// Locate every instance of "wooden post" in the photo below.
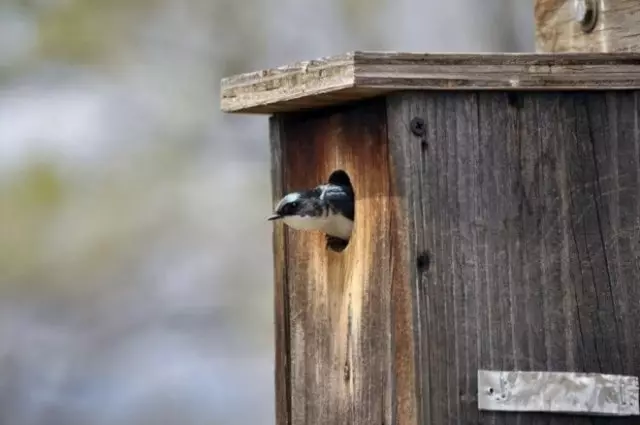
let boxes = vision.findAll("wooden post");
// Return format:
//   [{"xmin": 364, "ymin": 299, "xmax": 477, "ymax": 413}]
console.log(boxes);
[
  {"xmin": 535, "ymin": 0, "xmax": 640, "ymax": 52},
  {"xmin": 221, "ymin": 52, "xmax": 640, "ymax": 425}
]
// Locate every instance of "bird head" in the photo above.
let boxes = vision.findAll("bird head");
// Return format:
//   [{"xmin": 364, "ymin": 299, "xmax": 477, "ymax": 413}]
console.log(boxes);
[
  {"xmin": 268, "ymin": 184, "xmax": 354, "ymax": 242},
  {"xmin": 268, "ymin": 190, "xmax": 325, "ymax": 220}
]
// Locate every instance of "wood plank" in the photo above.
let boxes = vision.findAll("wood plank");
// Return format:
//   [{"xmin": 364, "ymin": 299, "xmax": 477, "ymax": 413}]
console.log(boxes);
[
  {"xmin": 221, "ymin": 52, "xmax": 640, "ymax": 114},
  {"xmin": 386, "ymin": 94, "xmax": 428, "ymax": 425},
  {"xmin": 270, "ymin": 116, "xmax": 292, "ymax": 425},
  {"xmin": 535, "ymin": 0, "xmax": 640, "ymax": 53},
  {"xmin": 477, "ymin": 370, "xmax": 639, "ymax": 415},
  {"xmin": 270, "ymin": 99, "xmax": 419, "ymax": 425},
  {"xmin": 384, "ymin": 90, "xmax": 640, "ymax": 424}
]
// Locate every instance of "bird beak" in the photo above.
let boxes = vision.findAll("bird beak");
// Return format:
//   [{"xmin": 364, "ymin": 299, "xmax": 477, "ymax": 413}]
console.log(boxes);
[{"xmin": 267, "ymin": 214, "xmax": 282, "ymax": 221}]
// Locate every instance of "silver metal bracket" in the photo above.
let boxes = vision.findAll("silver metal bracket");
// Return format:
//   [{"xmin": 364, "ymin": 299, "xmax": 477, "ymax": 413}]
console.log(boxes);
[{"xmin": 478, "ymin": 370, "xmax": 639, "ymax": 416}]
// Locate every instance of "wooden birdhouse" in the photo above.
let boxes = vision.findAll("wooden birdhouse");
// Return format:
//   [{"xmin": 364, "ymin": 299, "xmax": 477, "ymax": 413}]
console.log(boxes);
[{"xmin": 220, "ymin": 1, "xmax": 640, "ymax": 424}]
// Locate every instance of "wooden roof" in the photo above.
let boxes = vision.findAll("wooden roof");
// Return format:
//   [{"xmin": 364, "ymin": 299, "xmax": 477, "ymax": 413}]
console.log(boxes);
[{"xmin": 220, "ymin": 51, "xmax": 640, "ymax": 114}]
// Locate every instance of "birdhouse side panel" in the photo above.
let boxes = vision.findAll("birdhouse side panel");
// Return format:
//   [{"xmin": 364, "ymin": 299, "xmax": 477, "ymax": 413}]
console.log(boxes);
[{"xmin": 386, "ymin": 90, "xmax": 640, "ymax": 424}]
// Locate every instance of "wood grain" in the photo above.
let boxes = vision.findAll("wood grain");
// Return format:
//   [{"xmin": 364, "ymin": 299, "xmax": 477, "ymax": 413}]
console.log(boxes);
[
  {"xmin": 535, "ymin": 0, "xmax": 640, "ymax": 53},
  {"xmin": 221, "ymin": 52, "xmax": 640, "ymax": 114},
  {"xmin": 270, "ymin": 116, "xmax": 291, "ymax": 425},
  {"xmin": 385, "ymin": 90, "xmax": 640, "ymax": 424},
  {"xmin": 270, "ymin": 99, "xmax": 419, "ymax": 425}
]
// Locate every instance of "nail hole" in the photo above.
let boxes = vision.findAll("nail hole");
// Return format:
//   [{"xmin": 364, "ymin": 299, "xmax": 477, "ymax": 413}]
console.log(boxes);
[
  {"xmin": 326, "ymin": 169, "xmax": 354, "ymax": 253},
  {"xmin": 417, "ymin": 251, "xmax": 430, "ymax": 272},
  {"xmin": 507, "ymin": 93, "xmax": 521, "ymax": 109},
  {"xmin": 488, "ymin": 387, "xmax": 494, "ymax": 395},
  {"xmin": 419, "ymin": 139, "xmax": 428, "ymax": 153}
]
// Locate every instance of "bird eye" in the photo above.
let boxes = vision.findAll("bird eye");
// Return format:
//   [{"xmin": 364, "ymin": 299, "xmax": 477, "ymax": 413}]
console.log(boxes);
[{"xmin": 290, "ymin": 201, "xmax": 298, "ymax": 208}]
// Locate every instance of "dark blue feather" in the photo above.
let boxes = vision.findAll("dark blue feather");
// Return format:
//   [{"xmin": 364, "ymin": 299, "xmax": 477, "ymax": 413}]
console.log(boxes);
[{"xmin": 322, "ymin": 184, "xmax": 354, "ymax": 221}]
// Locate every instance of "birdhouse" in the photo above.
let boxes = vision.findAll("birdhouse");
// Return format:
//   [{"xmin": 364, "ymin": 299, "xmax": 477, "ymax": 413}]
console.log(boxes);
[{"xmin": 220, "ymin": 3, "xmax": 640, "ymax": 424}]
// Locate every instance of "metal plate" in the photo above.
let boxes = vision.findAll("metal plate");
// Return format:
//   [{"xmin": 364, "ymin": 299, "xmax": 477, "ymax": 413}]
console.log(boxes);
[{"xmin": 478, "ymin": 370, "xmax": 639, "ymax": 416}]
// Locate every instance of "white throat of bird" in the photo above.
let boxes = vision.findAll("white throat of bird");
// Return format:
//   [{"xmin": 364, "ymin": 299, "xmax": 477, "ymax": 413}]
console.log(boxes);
[{"xmin": 283, "ymin": 211, "xmax": 353, "ymax": 240}]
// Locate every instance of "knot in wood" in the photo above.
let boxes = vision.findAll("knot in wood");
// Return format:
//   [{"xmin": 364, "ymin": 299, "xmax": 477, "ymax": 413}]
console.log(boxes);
[{"xmin": 410, "ymin": 117, "xmax": 425, "ymax": 137}]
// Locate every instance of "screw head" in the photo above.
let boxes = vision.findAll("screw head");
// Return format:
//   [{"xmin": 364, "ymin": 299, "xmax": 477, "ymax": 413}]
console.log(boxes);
[
  {"xmin": 410, "ymin": 117, "xmax": 425, "ymax": 137},
  {"xmin": 573, "ymin": 0, "xmax": 598, "ymax": 33}
]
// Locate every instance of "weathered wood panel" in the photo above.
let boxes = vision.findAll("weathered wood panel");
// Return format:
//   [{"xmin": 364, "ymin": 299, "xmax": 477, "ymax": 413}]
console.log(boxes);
[
  {"xmin": 386, "ymin": 90, "xmax": 640, "ymax": 424},
  {"xmin": 221, "ymin": 52, "xmax": 640, "ymax": 114},
  {"xmin": 270, "ymin": 100, "xmax": 419, "ymax": 425},
  {"xmin": 535, "ymin": 0, "xmax": 640, "ymax": 53}
]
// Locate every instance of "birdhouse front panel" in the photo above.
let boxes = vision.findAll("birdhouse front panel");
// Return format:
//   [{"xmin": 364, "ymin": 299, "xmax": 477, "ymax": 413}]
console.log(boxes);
[{"xmin": 269, "ymin": 98, "xmax": 419, "ymax": 425}]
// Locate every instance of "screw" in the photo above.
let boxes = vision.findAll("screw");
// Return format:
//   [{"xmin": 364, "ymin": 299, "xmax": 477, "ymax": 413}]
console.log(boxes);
[
  {"xmin": 410, "ymin": 117, "xmax": 425, "ymax": 137},
  {"xmin": 573, "ymin": 0, "xmax": 598, "ymax": 33}
]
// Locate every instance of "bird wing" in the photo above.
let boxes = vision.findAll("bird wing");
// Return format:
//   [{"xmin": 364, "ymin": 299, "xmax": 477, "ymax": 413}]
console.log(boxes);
[{"xmin": 322, "ymin": 184, "xmax": 354, "ymax": 221}]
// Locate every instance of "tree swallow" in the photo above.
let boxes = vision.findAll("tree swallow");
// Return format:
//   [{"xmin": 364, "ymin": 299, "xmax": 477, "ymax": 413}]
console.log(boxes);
[{"xmin": 268, "ymin": 178, "xmax": 355, "ymax": 250}]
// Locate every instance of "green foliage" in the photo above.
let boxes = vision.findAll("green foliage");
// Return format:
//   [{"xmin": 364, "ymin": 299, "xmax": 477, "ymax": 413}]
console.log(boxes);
[
  {"xmin": 15, "ymin": 160, "xmax": 66, "ymax": 208},
  {"xmin": 0, "ymin": 160, "xmax": 66, "ymax": 282},
  {"xmin": 34, "ymin": 0, "xmax": 158, "ymax": 63}
]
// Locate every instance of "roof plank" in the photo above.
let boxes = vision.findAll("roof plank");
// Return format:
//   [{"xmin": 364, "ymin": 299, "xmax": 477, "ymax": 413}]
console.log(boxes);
[{"xmin": 220, "ymin": 51, "xmax": 640, "ymax": 114}]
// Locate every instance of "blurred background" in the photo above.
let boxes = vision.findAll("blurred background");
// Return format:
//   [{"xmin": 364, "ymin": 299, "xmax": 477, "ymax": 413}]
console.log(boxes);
[{"xmin": 0, "ymin": 1, "xmax": 534, "ymax": 424}]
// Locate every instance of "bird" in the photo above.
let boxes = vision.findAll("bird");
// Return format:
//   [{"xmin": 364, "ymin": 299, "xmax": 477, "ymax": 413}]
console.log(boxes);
[{"xmin": 267, "ymin": 176, "xmax": 354, "ymax": 249}]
